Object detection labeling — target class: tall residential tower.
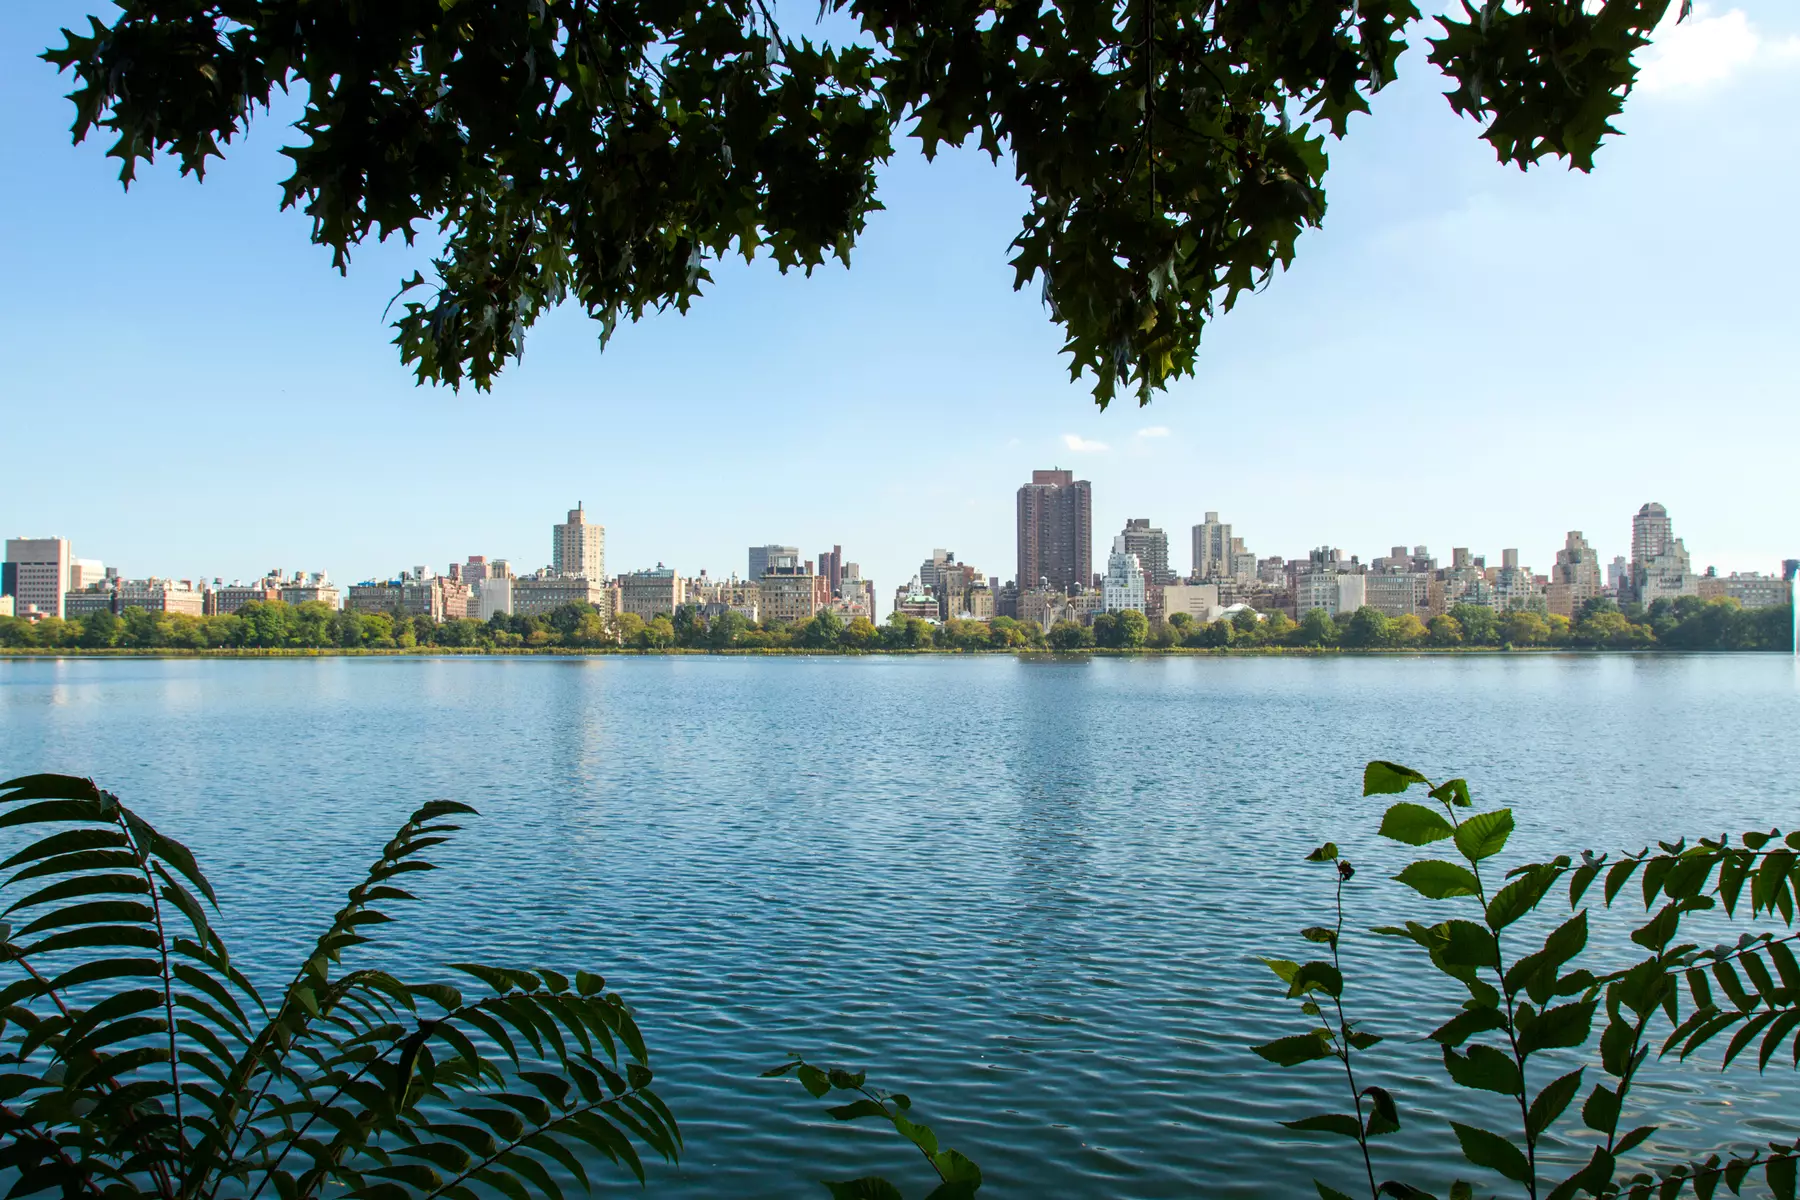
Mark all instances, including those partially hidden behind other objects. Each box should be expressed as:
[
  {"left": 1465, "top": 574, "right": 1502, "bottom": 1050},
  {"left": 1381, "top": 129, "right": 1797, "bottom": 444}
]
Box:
[
  {"left": 553, "top": 504, "right": 606, "bottom": 580},
  {"left": 1016, "top": 469, "right": 1092, "bottom": 593}
]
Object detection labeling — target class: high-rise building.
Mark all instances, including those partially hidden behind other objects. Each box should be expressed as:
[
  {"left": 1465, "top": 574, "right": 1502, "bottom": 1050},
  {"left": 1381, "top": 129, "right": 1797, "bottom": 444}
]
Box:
[
  {"left": 1121, "top": 519, "right": 1174, "bottom": 585},
  {"left": 1190, "top": 513, "right": 1232, "bottom": 582},
  {"left": 1628, "top": 502, "right": 1697, "bottom": 604},
  {"left": 1101, "top": 536, "right": 1147, "bottom": 613},
  {"left": 1631, "top": 503, "right": 1674, "bottom": 568},
  {"left": 1547, "top": 532, "right": 1603, "bottom": 618},
  {"left": 553, "top": 504, "right": 605, "bottom": 580},
  {"left": 920, "top": 549, "right": 952, "bottom": 593},
  {"left": 748, "top": 544, "right": 800, "bottom": 579},
  {"left": 817, "top": 546, "right": 844, "bottom": 595},
  {"left": 1016, "top": 469, "right": 1092, "bottom": 593},
  {"left": 4, "top": 537, "right": 73, "bottom": 620}
]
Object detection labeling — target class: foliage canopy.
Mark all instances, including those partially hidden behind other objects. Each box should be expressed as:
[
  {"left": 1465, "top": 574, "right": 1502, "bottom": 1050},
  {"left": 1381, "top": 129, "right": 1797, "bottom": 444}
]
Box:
[{"left": 45, "top": 0, "right": 1685, "bottom": 405}]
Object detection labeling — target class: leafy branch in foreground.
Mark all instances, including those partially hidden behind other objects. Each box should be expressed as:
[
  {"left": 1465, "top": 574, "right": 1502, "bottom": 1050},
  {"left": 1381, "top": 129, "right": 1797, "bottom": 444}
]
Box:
[
  {"left": 44, "top": 0, "right": 1687, "bottom": 406},
  {"left": 1257, "top": 760, "right": 1800, "bottom": 1200},
  {"left": 763, "top": 1059, "right": 983, "bottom": 1198},
  {"left": 0, "top": 772, "right": 678, "bottom": 1200}
]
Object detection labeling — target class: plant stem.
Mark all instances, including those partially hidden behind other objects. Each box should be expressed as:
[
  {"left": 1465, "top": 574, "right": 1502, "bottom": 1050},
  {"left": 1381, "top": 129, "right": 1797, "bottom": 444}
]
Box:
[{"left": 1329, "top": 870, "right": 1379, "bottom": 1200}]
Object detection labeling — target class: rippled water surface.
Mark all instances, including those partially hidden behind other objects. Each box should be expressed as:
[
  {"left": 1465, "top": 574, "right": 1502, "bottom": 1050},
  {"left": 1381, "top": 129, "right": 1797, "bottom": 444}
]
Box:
[{"left": 3, "top": 654, "right": 1799, "bottom": 1197}]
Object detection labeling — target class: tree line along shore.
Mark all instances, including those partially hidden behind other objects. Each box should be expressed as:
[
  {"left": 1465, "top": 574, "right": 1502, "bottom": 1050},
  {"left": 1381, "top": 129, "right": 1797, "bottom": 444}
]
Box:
[{"left": 1, "top": 595, "right": 1790, "bottom": 655}]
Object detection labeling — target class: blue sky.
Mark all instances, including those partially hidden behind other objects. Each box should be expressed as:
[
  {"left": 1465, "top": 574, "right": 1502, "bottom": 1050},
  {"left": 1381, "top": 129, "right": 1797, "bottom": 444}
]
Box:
[{"left": 2, "top": 3, "right": 1796, "bottom": 612}]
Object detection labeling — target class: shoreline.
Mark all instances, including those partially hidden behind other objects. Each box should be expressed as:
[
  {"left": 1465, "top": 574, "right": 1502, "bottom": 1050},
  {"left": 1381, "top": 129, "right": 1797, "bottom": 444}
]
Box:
[{"left": 0, "top": 645, "right": 1769, "bottom": 660}]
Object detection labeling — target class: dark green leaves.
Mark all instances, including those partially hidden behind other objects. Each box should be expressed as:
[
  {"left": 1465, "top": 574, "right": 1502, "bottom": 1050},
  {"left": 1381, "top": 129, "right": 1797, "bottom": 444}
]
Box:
[
  {"left": 1442, "top": 1044, "right": 1521, "bottom": 1096},
  {"left": 1284, "top": 1113, "right": 1365, "bottom": 1140},
  {"left": 771, "top": 1059, "right": 981, "bottom": 1195},
  {"left": 1454, "top": 810, "right": 1514, "bottom": 863},
  {"left": 1379, "top": 803, "right": 1454, "bottom": 847},
  {"left": 1451, "top": 1122, "right": 1532, "bottom": 1184},
  {"left": 1254, "top": 1031, "right": 1335, "bottom": 1066},
  {"left": 45, "top": 0, "right": 1652, "bottom": 407},
  {"left": 1395, "top": 861, "right": 1482, "bottom": 901},
  {"left": 0, "top": 774, "right": 673, "bottom": 1200},
  {"left": 1365, "top": 762, "right": 1430, "bottom": 796},
  {"left": 1430, "top": 0, "right": 1672, "bottom": 172}
]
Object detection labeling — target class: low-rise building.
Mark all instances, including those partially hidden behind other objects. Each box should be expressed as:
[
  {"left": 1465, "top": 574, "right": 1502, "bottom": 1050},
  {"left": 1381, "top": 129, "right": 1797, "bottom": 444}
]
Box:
[
  {"left": 67, "top": 578, "right": 206, "bottom": 618},
  {"left": 280, "top": 572, "right": 340, "bottom": 610},
  {"left": 689, "top": 573, "right": 762, "bottom": 623},
  {"left": 617, "top": 565, "right": 684, "bottom": 620},
  {"left": 1697, "top": 572, "right": 1792, "bottom": 610},
  {"left": 473, "top": 576, "right": 513, "bottom": 621},
  {"left": 1364, "top": 572, "right": 1428, "bottom": 619},
  {"left": 761, "top": 566, "right": 830, "bottom": 626},
  {"left": 892, "top": 577, "right": 940, "bottom": 623},
  {"left": 347, "top": 574, "right": 470, "bottom": 621},
  {"left": 207, "top": 582, "right": 279, "bottom": 615},
  {"left": 1160, "top": 582, "right": 1219, "bottom": 624},
  {"left": 510, "top": 573, "right": 611, "bottom": 618}
]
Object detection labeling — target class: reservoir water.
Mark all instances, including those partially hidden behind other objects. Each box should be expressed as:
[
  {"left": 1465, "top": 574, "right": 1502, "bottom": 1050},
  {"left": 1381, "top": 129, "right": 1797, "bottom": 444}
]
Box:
[{"left": 2, "top": 654, "right": 1797, "bottom": 1196}]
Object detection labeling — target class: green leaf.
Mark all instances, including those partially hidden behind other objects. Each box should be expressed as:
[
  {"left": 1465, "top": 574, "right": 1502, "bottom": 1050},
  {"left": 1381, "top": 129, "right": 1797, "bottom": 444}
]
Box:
[
  {"left": 824, "top": 1178, "right": 906, "bottom": 1199},
  {"left": 1442, "top": 1044, "right": 1521, "bottom": 1096},
  {"left": 1486, "top": 869, "right": 1556, "bottom": 929},
  {"left": 1253, "top": 1031, "right": 1334, "bottom": 1066},
  {"left": 1527, "top": 1068, "right": 1584, "bottom": 1137},
  {"left": 1365, "top": 762, "right": 1430, "bottom": 795},
  {"left": 1283, "top": 1113, "right": 1364, "bottom": 1140},
  {"left": 922, "top": 1184, "right": 980, "bottom": 1200},
  {"left": 825, "top": 1100, "right": 888, "bottom": 1121},
  {"left": 1362, "top": 1086, "right": 1399, "bottom": 1136},
  {"left": 1517, "top": 1000, "right": 1597, "bottom": 1057},
  {"left": 1287, "top": 961, "right": 1343, "bottom": 1000},
  {"left": 1395, "top": 861, "right": 1482, "bottom": 901},
  {"left": 931, "top": 1148, "right": 981, "bottom": 1184},
  {"left": 1451, "top": 1122, "right": 1532, "bottom": 1184},
  {"left": 1430, "top": 779, "right": 1473, "bottom": 809},
  {"left": 1453, "top": 809, "right": 1514, "bottom": 863},
  {"left": 1581, "top": 1083, "right": 1620, "bottom": 1136},
  {"left": 1379, "top": 803, "right": 1455, "bottom": 847}
]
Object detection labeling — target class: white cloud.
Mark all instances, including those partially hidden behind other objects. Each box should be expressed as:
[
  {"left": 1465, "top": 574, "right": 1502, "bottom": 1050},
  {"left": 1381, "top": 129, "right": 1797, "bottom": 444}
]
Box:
[
  {"left": 1136, "top": 425, "right": 1171, "bottom": 438},
  {"left": 1061, "top": 433, "right": 1110, "bottom": 453},
  {"left": 1638, "top": 6, "right": 1800, "bottom": 93}
]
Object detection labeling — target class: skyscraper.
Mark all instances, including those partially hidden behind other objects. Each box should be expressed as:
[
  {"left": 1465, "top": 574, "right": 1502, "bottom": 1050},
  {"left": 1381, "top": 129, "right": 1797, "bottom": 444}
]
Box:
[
  {"left": 1121, "top": 519, "right": 1174, "bottom": 586},
  {"left": 1628, "top": 502, "right": 1696, "bottom": 604},
  {"left": 4, "top": 537, "right": 72, "bottom": 620},
  {"left": 1016, "top": 469, "right": 1092, "bottom": 593},
  {"left": 1631, "top": 502, "right": 1674, "bottom": 568},
  {"left": 1547, "top": 531, "right": 1603, "bottom": 618},
  {"left": 1191, "top": 513, "right": 1231, "bottom": 582},
  {"left": 818, "top": 545, "right": 843, "bottom": 595},
  {"left": 748, "top": 544, "right": 800, "bottom": 579},
  {"left": 553, "top": 504, "right": 605, "bottom": 580}
]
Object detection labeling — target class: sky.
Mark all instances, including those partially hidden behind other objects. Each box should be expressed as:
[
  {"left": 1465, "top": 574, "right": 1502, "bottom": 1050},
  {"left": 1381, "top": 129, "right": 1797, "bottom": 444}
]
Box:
[{"left": 2, "top": 3, "right": 1797, "bottom": 615}]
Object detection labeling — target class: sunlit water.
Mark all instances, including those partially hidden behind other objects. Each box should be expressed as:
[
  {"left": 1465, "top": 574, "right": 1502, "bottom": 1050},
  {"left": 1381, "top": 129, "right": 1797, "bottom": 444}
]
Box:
[{"left": 3, "top": 654, "right": 1798, "bottom": 1197}]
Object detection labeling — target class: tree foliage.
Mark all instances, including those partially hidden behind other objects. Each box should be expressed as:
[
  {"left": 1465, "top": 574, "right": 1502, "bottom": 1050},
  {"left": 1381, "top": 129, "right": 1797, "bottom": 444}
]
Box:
[
  {"left": 43, "top": 0, "right": 1685, "bottom": 406},
  {"left": 1257, "top": 761, "right": 1800, "bottom": 1199},
  {"left": 4, "top": 597, "right": 1790, "bottom": 655}
]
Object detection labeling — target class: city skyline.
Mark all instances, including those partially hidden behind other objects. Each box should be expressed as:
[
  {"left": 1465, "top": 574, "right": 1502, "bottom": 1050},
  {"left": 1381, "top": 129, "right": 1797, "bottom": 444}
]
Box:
[{"left": 10, "top": 489, "right": 1789, "bottom": 625}]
